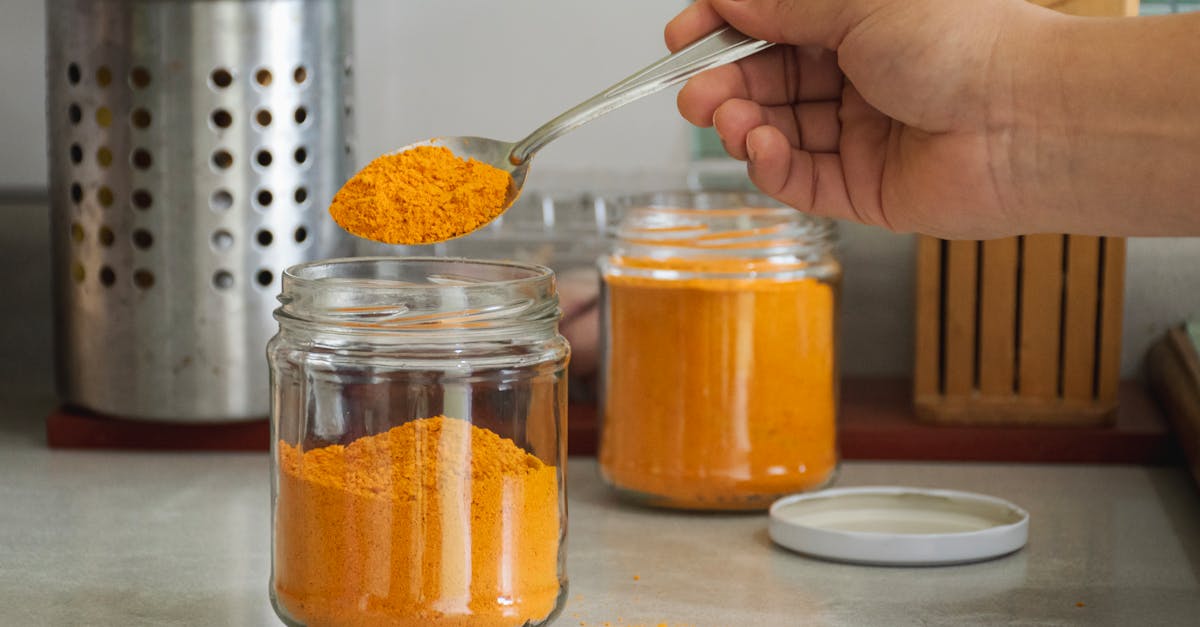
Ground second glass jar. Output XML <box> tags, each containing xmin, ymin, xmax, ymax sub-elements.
<box><xmin>598</xmin><ymin>192</ymin><xmax>841</xmax><ymax>511</ymax></box>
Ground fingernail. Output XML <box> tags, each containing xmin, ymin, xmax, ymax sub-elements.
<box><xmin>746</xmin><ymin>138</ymin><xmax>758</xmax><ymax>162</ymax></box>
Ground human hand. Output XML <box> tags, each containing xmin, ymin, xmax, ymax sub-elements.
<box><xmin>668</xmin><ymin>0</ymin><xmax>1057</xmax><ymax>239</ymax></box>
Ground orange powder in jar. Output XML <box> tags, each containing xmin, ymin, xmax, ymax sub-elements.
<box><xmin>273</xmin><ymin>415</ymin><xmax>561</xmax><ymax>627</ymax></box>
<box><xmin>599</xmin><ymin>254</ymin><xmax>839</xmax><ymax>511</ymax></box>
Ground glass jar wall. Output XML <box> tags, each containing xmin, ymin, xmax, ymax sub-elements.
<box><xmin>598</xmin><ymin>192</ymin><xmax>841</xmax><ymax>511</ymax></box>
<box><xmin>268</xmin><ymin>257</ymin><xmax>569</xmax><ymax>627</ymax></box>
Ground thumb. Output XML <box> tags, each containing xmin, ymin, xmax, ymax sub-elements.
<box><xmin>708</xmin><ymin>0</ymin><xmax>884</xmax><ymax>49</ymax></box>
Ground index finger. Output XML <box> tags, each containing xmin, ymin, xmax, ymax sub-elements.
<box><xmin>664</xmin><ymin>0</ymin><xmax>726</xmax><ymax>52</ymax></box>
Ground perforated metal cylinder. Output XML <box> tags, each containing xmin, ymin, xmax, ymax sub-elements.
<box><xmin>47</xmin><ymin>0</ymin><xmax>354</xmax><ymax>422</ymax></box>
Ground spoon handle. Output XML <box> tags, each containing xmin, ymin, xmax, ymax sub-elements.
<box><xmin>509</xmin><ymin>27</ymin><xmax>774</xmax><ymax>165</ymax></box>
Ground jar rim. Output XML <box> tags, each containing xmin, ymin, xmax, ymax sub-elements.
<box><xmin>283</xmin><ymin>256</ymin><xmax>556</xmax><ymax>290</ymax></box>
<box><xmin>276</xmin><ymin>257</ymin><xmax>561</xmax><ymax>337</ymax></box>
<box><xmin>606</xmin><ymin>193</ymin><xmax>836</xmax><ymax>259</ymax></box>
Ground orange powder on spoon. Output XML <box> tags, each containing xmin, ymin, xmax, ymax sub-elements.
<box><xmin>329</xmin><ymin>145</ymin><xmax>512</xmax><ymax>244</ymax></box>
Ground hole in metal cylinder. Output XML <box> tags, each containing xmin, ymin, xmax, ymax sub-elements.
<box><xmin>212</xmin><ymin>109</ymin><xmax>233</xmax><ymax>129</ymax></box>
<box><xmin>131</xmin><ymin>108</ymin><xmax>152</xmax><ymax>129</ymax></box>
<box><xmin>211</xmin><ymin>230</ymin><xmax>234</xmax><ymax>251</ymax></box>
<box><xmin>132</xmin><ymin>229</ymin><xmax>153</xmax><ymax>250</ymax></box>
<box><xmin>131</xmin><ymin>149</ymin><xmax>152</xmax><ymax>170</ymax></box>
<box><xmin>134</xmin><ymin>269</ymin><xmax>155</xmax><ymax>289</ymax></box>
<box><xmin>132</xmin><ymin>189</ymin><xmax>152</xmax><ymax>210</ymax></box>
<box><xmin>211</xmin><ymin>189</ymin><xmax>233</xmax><ymax>210</ymax></box>
<box><xmin>212</xmin><ymin>150</ymin><xmax>233</xmax><ymax>170</ymax></box>
<box><xmin>130</xmin><ymin>67</ymin><xmax>151</xmax><ymax>88</ymax></box>
<box><xmin>211</xmin><ymin>68</ymin><xmax>233</xmax><ymax>88</ymax></box>
<box><xmin>213</xmin><ymin>270</ymin><xmax>234</xmax><ymax>290</ymax></box>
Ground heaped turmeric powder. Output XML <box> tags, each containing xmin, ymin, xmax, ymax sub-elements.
<box><xmin>329</xmin><ymin>145</ymin><xmax>512</xmax><ymax>245</ymax></box>
<box><xmin>273</xmin><ymin>415</ymin><xmax>561</xmax><ymax>627</ymax></box>
<box><xmin>598</xmin><ymin>197</ymin><xmax>841</xmax><ymax>511</ymax></box>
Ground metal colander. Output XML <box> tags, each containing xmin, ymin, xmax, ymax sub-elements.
<box><xmin>46</xmin><ymin>0</ymin><xmax>354</xmax><ymax>422</ymax></box>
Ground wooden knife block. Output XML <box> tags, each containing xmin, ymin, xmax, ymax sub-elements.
<box><xmin>913</xmin><ymin>235</ymin><xmax>1126</xmax><ymax>426</ymax></box>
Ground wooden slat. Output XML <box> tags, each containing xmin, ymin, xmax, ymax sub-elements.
<box><xmin>1062</xmin><ymin>235</ymin><xmax>1101</xmax><ymax>401</ymax></box>
<box><xmin>978</xmin><ymin>238</ymin><xmax>1020</xmax><ymax>396</ymax></box>
<box><xmin>1019</xmin><ymin>234</ymin><xmax>1064</xmax><ymax>399</ymax></box>
<box><xmin>1097</xmin><ymin>237</ymin><xmax>1127</xmax><ymax>403</ymax></box>
<box><xmin>913</xmin><ymin>236</ymin><xmax>943</xmax><ymax>399</ymax></box>
<box><xmin>943</xmin><ymin>240</ymin><xmax>978</xmax><ymax>398</ymax></box>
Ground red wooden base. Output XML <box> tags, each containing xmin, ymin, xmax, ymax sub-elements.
<box><xmin>47</xmin><ymin>379</ymin><xmax>1181</xmax><ymax>464</ymax></box>
<box><xmin>838</xmin><ymin>379</ymin><xmax>1178</xmax><ymax>464</ymax></box>
<box><xmin>567</xmin><ymin>378</ymin><xmax>1181</xmax><ymax>464</ymax></box>
<box><xmin>47</xmin><ymin>407</ymin><xmax>269</xmax><ymax>451</ymax></box>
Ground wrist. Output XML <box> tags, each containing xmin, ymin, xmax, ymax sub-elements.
<box><xmin>984</xmin><ymin>4</ymin><xmax>1076</xmax><ymax>232</ymax></box>
<box><xmin>990</xmin><ymin>9</ymin><xmax>1200</xmax><ymax>235</ymax></box>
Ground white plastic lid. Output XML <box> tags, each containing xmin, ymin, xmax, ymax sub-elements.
<box><xmin>768</xmin><ymin>486</ymin><xmax>1029</xmax><ymax>566</ymax></box>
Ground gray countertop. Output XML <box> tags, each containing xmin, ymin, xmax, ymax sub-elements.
<box><xmin>4</xmin><ymin>200</ymin><xmax>1200</xmax><ymax>626</ymax></box>
<box><xmin>3</xmin><ymin>395</ymin><xmax>1200</xmax><ymax>626</ymax></box>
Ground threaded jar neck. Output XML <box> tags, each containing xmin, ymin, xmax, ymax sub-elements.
<box><xmin>605</xmin><ymin>191</ymin><xmax>838</xmax><ymax>279</ymax></box>
<box><xmin>275</xmin><ymin>257</ymin><xmax>561</xmax><ymax>343</ymax></box>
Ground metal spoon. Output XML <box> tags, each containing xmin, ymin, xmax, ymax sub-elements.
<box><xmin>405</xmin><ymin>27</ymin><xmax>773</xmax><ymax>214</ymax></box>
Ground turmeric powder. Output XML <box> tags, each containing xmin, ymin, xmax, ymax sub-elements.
<box><xmin>598</xmin><ymin>207</ymin><xmax>840</xmax><ymax>511</ymax></box>
<box><xmin>273</xmin><ymin>415</ymin><xmax>562</xmax><ymax>627</ymax></box>
<box><xmin>329</xmin><ymin>145</ymin><xmax>512</xmax><ymax>245</ymax></box>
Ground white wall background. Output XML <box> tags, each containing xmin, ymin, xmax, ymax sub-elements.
<box><xmin>6</xmin><ymin>0</ymin><xmax>1200</xmax><ymax>377</ymax></box>
<box><xmin>0</xmin><ymin>0</ymin><xmax>47</xmax><ymax>189</ymax></box>
<box><xmin>350</xmin><ymin>0</ymin><xmax>691</xmax><ymax>187</ymax></box>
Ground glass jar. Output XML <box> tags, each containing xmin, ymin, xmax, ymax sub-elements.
<box><xmin>268</xmin><ymin>257</ymin><xmax>569</xmax><ymax>627</ymax></box>
<box><xmin>598</xmin><ymin>192</ymin><xmax>841</xmax><ymax>511</ymax></box>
